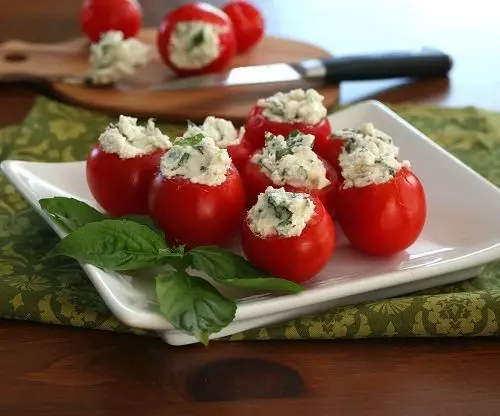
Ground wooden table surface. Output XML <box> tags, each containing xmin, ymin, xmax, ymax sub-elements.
<box><xmin>1</xmin><ymin>1</ymin><xmax>500</xmax><ymax>415</ymax></box>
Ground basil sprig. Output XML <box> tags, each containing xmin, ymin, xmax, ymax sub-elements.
<box><xmin>39</xmin><ymin>197</ymin><xmax>302</xmax><ymax>344</ymax></box>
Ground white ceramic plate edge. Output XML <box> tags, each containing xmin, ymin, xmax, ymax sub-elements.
<box><xmin>3</xmin><ymin>99</ymin><xmax>500</xmax><ymax>344</ymax></box>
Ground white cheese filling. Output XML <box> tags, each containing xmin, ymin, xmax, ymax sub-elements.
<box><xmin>87</xmin><ymin>31</ymin><xmax>150</xmax><ymax>85</ymax></box>
<box><xmin>160</xmin><ymin>134</ymin><xmax>231</xmax><ymax>186</ymax></box>
<box><xmin>333</xmin><ymin>122</ymin><xmax>393</xmax><ymax>144</ymax></box>
<box><xmin>338</xmin><ymin>122</ymin><xmax>410</xmax><ymax>189</ymax></box>
<box><xmin>98</xmin><ymin>116</ymin><xmax>172</xmax><ymax>159</ymax></box>
<box><xmin>252</xmin><ymin>131</ymin><xmax>331</xmax><ymax>190</ymax></box>
<box><xmin>247</xmin><ymin>186</ymin><xmax>315</xmax><ymax>238</ymax></box>
<box><xmin>169</xmin><ymin>21</ymin><xmax>223</xmax><ymax>69</ymax></box>
<box><xmin>183</xmin><ymin>116</ymin><xmax>243</xmax><ymax>148</ymax></box>
<box><xmin>257</xmin><ymin>88</ymin><xmax>327</xmax><ymax>125</ymax></box>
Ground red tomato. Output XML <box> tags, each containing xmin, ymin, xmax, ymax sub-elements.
<box><xmin>241</xmin><ymin>196</ymin><xmax>335</xmax><ymax>282</ymax></box>
<box><xmin>242</xmin><ymin>153</ymin><xmax>337</xmax><ymax>213</ymax></box>
<box><xmin>226</xmin><ymin>133</ymin><xmax>256</xmax><ymax>171</ymax></box>
<box><xmin>148</xmin><ymin>165</ymin><xmax>246</xmax><ymax>248</ymax></box>
<box><xmin>157</xmin><ymin>2</ymin><xmax>237</xmax><ymax>77</ymax></box>
<box><xmin>80</xmin><ymin>0</ymin><xmax>142</xmax><ymax>43</ymax></box>
<box><xmin>86</xmin><ymin>144</ymin><xmax>165</xmax><ymax>217</ymax></box>
<box><xmin>222</xmin><ymin>1</ymin><xmax>265</xmax><ymax>53</ymax></box>
<box><xmin>313</xmin><ymin>134</ymin><xmax>344</xmax><ymax>177</ymax></box>
<box><xmin>335</xmin><ymin>168</ymin><xmax>426</xmax><ymax>256</ymax></box>
<box><xmin>244</xmin><ymin>105</ymin><xmax>332</xmax><ymax>151</ymax></box>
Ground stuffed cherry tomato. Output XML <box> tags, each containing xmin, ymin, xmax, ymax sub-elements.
<box><xmin>80</xmin><ymin>0</ymin><xmax>143</xmax><ymax>43</ymax></box>
<box><xmin>335</xmin><ymin>123</ymin><xmax>426</xmax><ymax>256</ymax></box>
<box><xmin>182</xmin><ymin>116</ymin><xmax>255</xmax><ymax>171</ymax></box>
<box><xmin>244</xmin><ymin>88</ymin><xmax>332</xmax><ymax>150</ymax></box>
<box><xmin>86</xmin><ymin>116</ymin><xmax>171</xmax><ymax>217</ymax></box>
<box><xmin>241</xmin><ymin>187</ymin><xmax>335</xmax><ymax>283</ymax></box>
<box><xmin>242</xmin><ymin>131</ymin><xmax>337</xmax><ymax>213</ymax></box>
<box><xmin>157</xmin><ymin>2</ymin><xmax>237</xmax><ymax>77</ymax></box>
<box><xmin>148</xmin><ymin>135</ymin><xmax>246</xmax><ymax>248</ymax></box>
<box><xmin>316</xmin><ymin>124</ymin><xmax>397</xmax><ymax>178</ymax></box>
<box><xmin>222</xmin><ymin>0</ymin><xmax>265</xmax><ymax>53</ymax></box>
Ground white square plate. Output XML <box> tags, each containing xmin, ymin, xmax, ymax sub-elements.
<box><xmin>3</xmin><ymin>100</ymin><xmax>500</xmax><ymax>346</ymax></box>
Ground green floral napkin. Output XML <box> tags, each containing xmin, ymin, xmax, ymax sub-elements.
<box><xmin>1</xmin><ymin>96</ymin><xmax>500</xmax><ymax>340</ymax></box>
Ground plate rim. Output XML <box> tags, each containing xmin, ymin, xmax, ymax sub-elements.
<box><xmin>2</xmin><ymin>99</ymin><xmax>500</xmax><ymax>333</ymax></box>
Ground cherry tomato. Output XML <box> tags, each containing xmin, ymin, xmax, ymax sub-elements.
<box><xmin>226</xmin><ymin>133</ymin><xmax>256</xmax><ymax>171</ymax></box>
<box><xmin>157</xmin><ymin>2</ymin><xmax>237</xmax><ymax>77</ymax></box>
<box><xmin>86</xmin><ymin>144</ymin><xmax>165</xmax><ymax>217</ymax></box>
<box><xmin>335</xmin><ymin>168</ymin><xmax>426</xmax><ymax>256</ymax></box>
<box><xmin>244</xmin><ymin>105</ymin><xmax>332</xmax><ymax>151</ymax></box>
<box><xmin>241</xmin><ymin>196</ymin><xmax>335</xmax><ymax>283</ymax></box>
<box><xmin>313</xmin><ymin>134</ymin><xmax>344</xmax><ymax>177</ymax></box>
<box><xmin>80</xmin><ymin>0</ymin><xmax>143</xmax><ymax>43</ymax></box>
<box><xmin>242</xmin><ymin>153</ymin><xmax>337</xmax><ymax>213</ymax></box>
<box><xmin>148</xmin><ymin>165</ymin><xmax>246</xmax><ymax>248</ymax></box>
<box><xmin>222</xmin><ymin>1</ymin><xmax>265</xmax><ymax>53</ymax></box>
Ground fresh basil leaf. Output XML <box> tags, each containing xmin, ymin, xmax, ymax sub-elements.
<box><xmin>174</xmin><ymin>133</ymin><xmax>205</xmax><ymax>146</ymax></box>
<box><xmin>187</xmin><ymin>246</ymin><xmax>303</xmax><ymax>294</ymax></box>
<box><xmin>40</xmin><ymin>196</ymin><xmax>164</xmax><ymax>235</ymax></box>
<box><xmin>155</xmin><ymin>270</ymin><xmax>236</xmax><ymax>345</ymax></box>
<box><xmin>45</xmin><ymin>219</ymin><xmax>182</xmax><ymax>270</ymax></box>
<box><xmin>39</xmin><ymin>197</ymin><xmax>108</xmax><ymax>232</ymax></box>
<box><xmin>121</xmin><ymin>214</ymin><xmax>162</xmax><ymax>234</ymax></box>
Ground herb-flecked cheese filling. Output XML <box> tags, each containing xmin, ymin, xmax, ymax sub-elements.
<box><xmin>169</xmin><ymin>21</ymin><xmax>223</xmax><ymax>69</ymax></box>
<box><xmin>257</xmin><ymin>88</ymin><xmax>327</xmax><ymax>125</ymax></box>
<box><xmin>337</xmin><ymin>122</ymin><xmax>410</xmax><ymax>189</ymax></box>
<box><xmin>247</xmin><ymin>186</ymin><xmax>315</xmax><ymax>238</ymax></box>
<box><xmin>251</xmin><ymin>131</ymin><xmax>331</xmax><ymax>190</ymax></box>
<box><xmin>98</xmin><ymin>115</ymin><xmax>171</xmax><ymax>159</ymax></box>
<box><xmin>160</xmin><ymin>134</ymin><xmax>231</xmax><ymax>186</ymax></box>
<box><xmin>183</xmin><ymin>116</ymin><xmax>244</xmax><ymax>148</ymax></box>
<box><xmin>87</xmin><ymin>31</ymin><xmax>150</xmax><ymax>85</ymax></box>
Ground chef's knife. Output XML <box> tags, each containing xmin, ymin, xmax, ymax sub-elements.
<box><xmin>154</xmin><ymin>47</ymin><xmax>453</xmax><ymax>91</ymax></box>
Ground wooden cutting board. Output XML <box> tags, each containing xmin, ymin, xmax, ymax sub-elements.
<box><xmin>0</xmin><ymin>28</ymin><xmax>338</xmax><ymax>123</ymax></box>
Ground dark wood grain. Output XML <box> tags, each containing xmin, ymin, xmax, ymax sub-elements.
<box><xmin>1</xmin><ymin>320</ymin><xmax>500</xmax><ymax>416</ymax></box>
<box><xmin>1</xmin><ymin>1</ymin><xmax>500</xmax><ymax>415</ymax></box>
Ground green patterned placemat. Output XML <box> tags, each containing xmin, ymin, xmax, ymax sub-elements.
<box><xmin>1</xmin><ymin>97</ymin><xmax>500</xmax><ymax>340</ymax></box>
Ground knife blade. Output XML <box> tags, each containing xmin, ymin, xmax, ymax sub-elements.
<box><xmin>152</xmin><ymin>47</ymin><xmax>453</xmax><ymax>91</ymax></box>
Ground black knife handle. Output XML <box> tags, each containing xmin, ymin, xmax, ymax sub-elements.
<box><xmin>305</xmin><ymin>48</ymin><xmax>453</xmax><ymax>83</ymax></box>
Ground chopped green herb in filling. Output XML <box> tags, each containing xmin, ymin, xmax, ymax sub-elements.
<box><xmin>252</xmin><ymin>131</ymin><xmax>330</xmax><ymax>190</ymax></box>
<box><xmin>257</xmin><ymin>88</ymin><xmax>327</xmax><ymax>125</ymax></box>
<box><xmin>337</xmin><ymin>123</ymin><xmax>410</xmax><ymax>189</ymax></box>
<box><xmin>247</xmin><ymin>187</ymin><xmax>315</xmax><ymax>238</ymax></box>
<box><xmin>160</xmin><ymin>136</ymin><xmax>231</xmax><ymax>186</ymax></box>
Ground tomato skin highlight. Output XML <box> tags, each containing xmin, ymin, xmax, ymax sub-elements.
<box><xmin>335</xmin><ymin>168</ymin><xmax>426</xmax><ymax>256</ymax></box>
<box><xmin>86</xmin><ymin>144</ymin><xmax>165</xmax><ymax>217</ymax></box>
<box><xmin>243</xmin><ymin>105</ymin><xmax>332</xmax><ymax>150</ymax></box>
<box><xmin>222</xmin><ymin>0</ymin><xmax>265</xmax><ymax>53</ymax></box>
<box><xmin>241</xmin><ymin>153</ymin><xmax>337</xmax><ymax>213</ymax></box>
<box><xmin>80</xmin><ymin>0</ymin><xmax>143</xmax><ymax>43</ymax></box>
<box><xmin>314</xmin><ymin>135</ymin><xmax>344</xmax><ymax>177</ymax></box>
<box><xmin>157</xmin><ymin>2</ymin><xmax>237</xmax><ymax>77</ymax></box>
<box><xmin>148</xmin><ymin>165</ymin><xmax>246</xmax><ymax>248</ymax></box>
<box><xmin>241</xmin><ymin>197</ymin><xmax>335</xmax><ymax>283</ymax></box>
